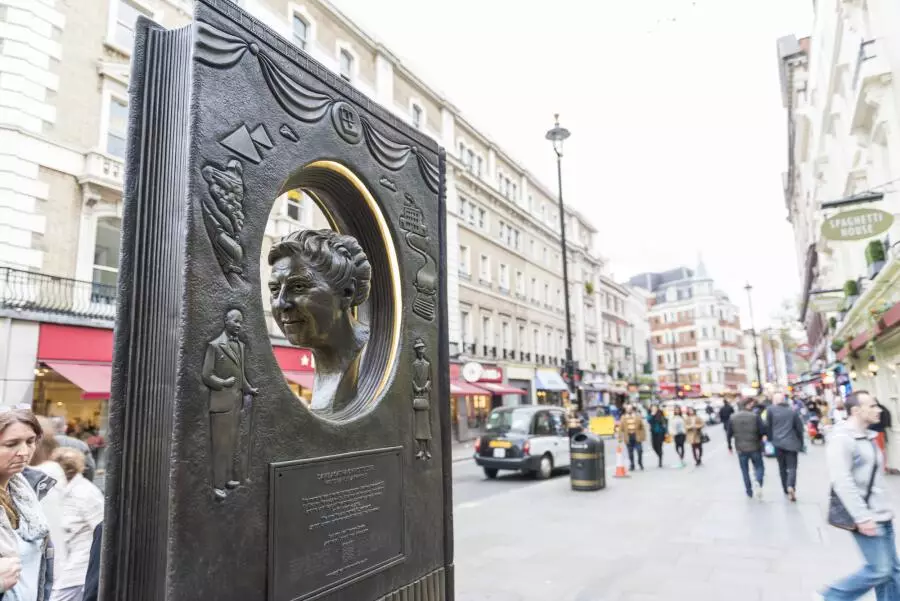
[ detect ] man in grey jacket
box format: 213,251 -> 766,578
730,397 -> 767,499
766,392 -> 804,502
817,391 -> 899,599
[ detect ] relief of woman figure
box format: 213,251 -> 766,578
268,229 -> 372,414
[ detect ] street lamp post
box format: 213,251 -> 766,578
744,282 -> 764,393
545,115 -> 577,407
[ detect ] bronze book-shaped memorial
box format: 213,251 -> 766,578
101,2 -> 452,600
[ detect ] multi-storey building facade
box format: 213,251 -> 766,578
0,0 -> 607,441
629,265 -> 747,397
780,0 -> 900,376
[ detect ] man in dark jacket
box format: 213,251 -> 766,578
82,523 -> 102,601
730,398 -> 767,499
719,400 -> 735,453
766,392 -> 805,502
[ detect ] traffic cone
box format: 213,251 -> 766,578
614,443 -> 629,478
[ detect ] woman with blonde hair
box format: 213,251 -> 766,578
0,407 -> 56,600
48,448 -> 103,601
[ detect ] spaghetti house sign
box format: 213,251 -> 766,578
821,208 -> 894,241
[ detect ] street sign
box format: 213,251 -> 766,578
795,343 -> 812,360
461,361 -> 483,383
821,208 -> 894,241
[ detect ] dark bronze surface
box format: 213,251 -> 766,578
269,448 -> 405,601
105,1 -> 452,599
412,339 -> 432,460
201,309 -> 258,500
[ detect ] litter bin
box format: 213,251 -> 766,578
570,432 -> 605,491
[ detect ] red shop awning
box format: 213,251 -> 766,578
44,361 -> 111,400
450,380 -> 489,396
477,382 -> 527,396
283,371 -> 314,389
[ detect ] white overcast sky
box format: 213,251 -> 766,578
331,0 -> 813,329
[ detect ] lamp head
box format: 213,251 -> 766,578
545,113 -> 571,155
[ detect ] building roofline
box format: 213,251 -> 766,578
313,0 -> 598,234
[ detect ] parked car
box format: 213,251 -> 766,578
473,406 -> 571,480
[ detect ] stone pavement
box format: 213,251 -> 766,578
453,427 -> 899,601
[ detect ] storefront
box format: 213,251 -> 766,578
832,255 -> 900,469
31,323 -> 316,428
534,369 -> 569,405
271,345 -> 315,405
449,379 -> 490,442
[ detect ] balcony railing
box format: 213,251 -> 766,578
0,267 -> 117,321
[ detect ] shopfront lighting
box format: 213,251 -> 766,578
868,356 -> 879,375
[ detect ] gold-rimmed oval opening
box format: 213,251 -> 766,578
263,160 -> 402,423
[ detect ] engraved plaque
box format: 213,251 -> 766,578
269,447 -> 405,601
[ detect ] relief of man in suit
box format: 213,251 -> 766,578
201,309 -> 257,500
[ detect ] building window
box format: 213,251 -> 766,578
531,278 -> 538,300
285,190 -> 310,223
515,270 -> 525,295
542,246 -> 547,264
544,283 -> 550,304
502,322 -> 511,348
113,0 -> 151,52
411,104 -> 423,129
479,254 -> 490,281
339,48 -> 353,82
458,245 -> 470,275
93,217 -> 121,294
477,208 -> 486,230
460,310 -> 471,342
518,324 -> 525,348
292,14 -> 309,50
482,316 -> 492,345
499,264 -> 509,289
458,142 -> 465,160
476,156 -> 483,177
106,97 -> 128,158
533,328 -> 540,354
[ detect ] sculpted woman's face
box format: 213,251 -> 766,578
269,254 -> 352,348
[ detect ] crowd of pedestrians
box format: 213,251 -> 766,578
0,408 -> 103,601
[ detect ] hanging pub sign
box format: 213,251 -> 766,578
821,208 -> 894,241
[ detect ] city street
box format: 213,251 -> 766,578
452,427 -> 891,601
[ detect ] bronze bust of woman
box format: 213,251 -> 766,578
268,229 -> 372,414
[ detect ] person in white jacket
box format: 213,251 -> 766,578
49,448 -> 103,601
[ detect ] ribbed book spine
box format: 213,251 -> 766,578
101,17 -> 192,601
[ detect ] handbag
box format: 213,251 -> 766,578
700,433 -> 710,444
828,440 -> 878,531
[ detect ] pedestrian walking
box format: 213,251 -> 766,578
647,405 -> 668,468
669,406 -> 687,468
729,398 -> 766,499
0,408 -> 56,601
719,399 -> 735,454
617,404 -> 646,471
685,406 -> 705,466
50,418 -> 95,483
817,390 -> 900,600
869,398 -> 892,472
49,448 -> 104,601
766,392 -> 804,502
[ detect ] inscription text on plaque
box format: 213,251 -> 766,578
268,447 -> 405,601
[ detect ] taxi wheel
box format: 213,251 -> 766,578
535,454 -> 553,480
483,468 -> 498,479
